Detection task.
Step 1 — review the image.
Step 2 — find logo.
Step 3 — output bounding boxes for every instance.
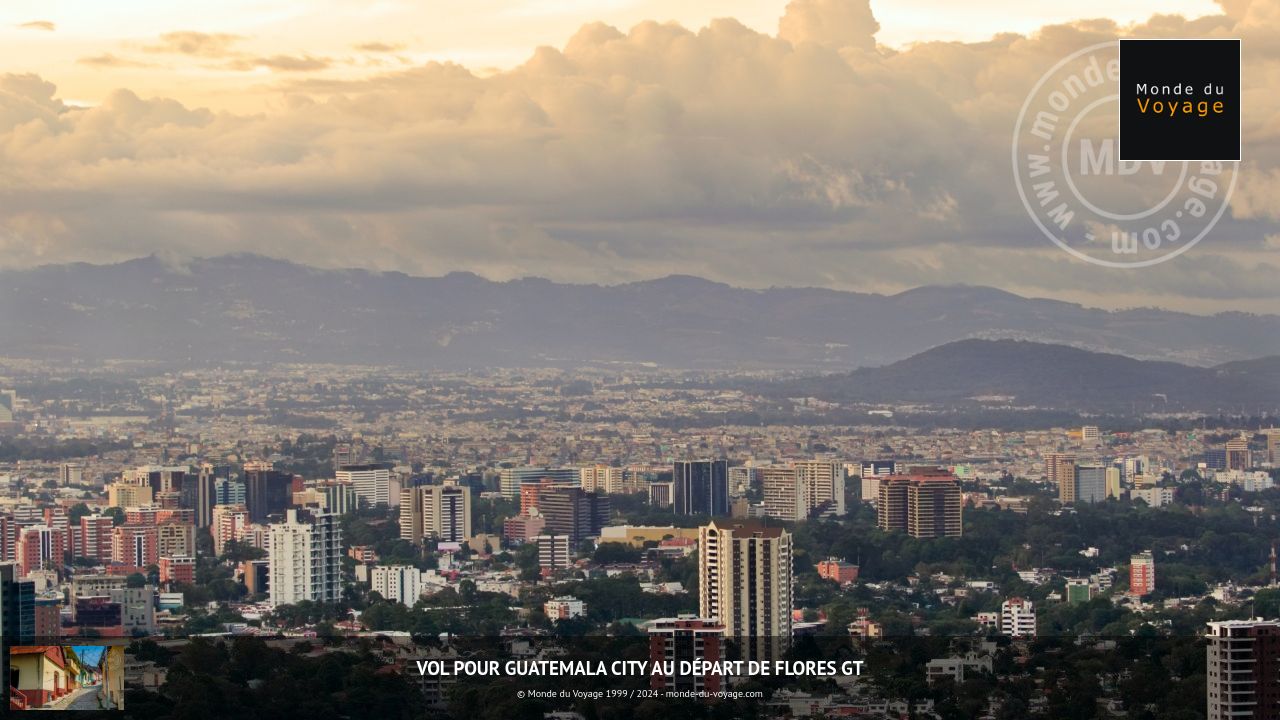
[1012,41,1237,268]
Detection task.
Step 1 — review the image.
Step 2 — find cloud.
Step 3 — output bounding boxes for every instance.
[354,42,405,53]
[77,54,159,69]
[778,0,880,50]
[226,55,332,72]
[144,31,243,58]
[18,21,55,32]
[1,1,1280,313]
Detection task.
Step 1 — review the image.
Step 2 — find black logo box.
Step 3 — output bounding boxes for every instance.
[1119,38,1241,161]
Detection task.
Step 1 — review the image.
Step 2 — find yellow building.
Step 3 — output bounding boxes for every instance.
[107,482,153,508]
[596,525,700,547]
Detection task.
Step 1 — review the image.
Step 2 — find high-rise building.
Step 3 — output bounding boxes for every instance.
[129,465,190,497]
[79,515,115,563]
[674,460,729,516]
[1130,551,1155,597]
[540,487,610,544]
[295,480,356,516]
[499,467,580,500]
[579,465,624,494]
[1206,620,1280,720]
[17,525,64,576]
[698,520,792,662]
[244,461,295,522]
[400,481,473,544]
[156,522,195,559]
[337,463,395,508]
[1,563,35,642]
[648,481,674,508]
[107,482,154,508]
[111,524,159,569]
[1045,453,1077,503]
[760,466,809,521]
[1081,425,1101,445]
[536,534,572,576]
[371,565,424,606]
[1000,597,1036,637]
[647,616,725,694]
[1105,467,1123,499]
[1266,430,1280,465]
[728,466,761,498]
[195,463,233,529]
[1226,436,1251,472]
[1074,464,1107,504]
[59,463,84,487]
[268,509,343,606]
[212,504,252,556]
[760,462,847,520]
[876,470,963,538]
[215,478,247,506]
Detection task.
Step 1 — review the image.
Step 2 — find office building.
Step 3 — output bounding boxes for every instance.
[648,616,725,694]
[371,565,424,606]
[876,470,963,539]
[195,463,234,529]
[648,481,674,508]
[338,463,395,508]
[1206,620,1280,720]
[1226,437,1252,472]
[540,487,610,544]
[294,480,356,516]
[503,514,546,545]
[129,465,189,497]
[107,482,153,509]
[500,467,580,500]
[59,463,84,487]
[1130,551,1155,597]
[1074,464,1108,504]
[244,461,295,522]
[268,509,343,606]
[698,520,793,662]
[674,460,729,516]
[1045,453,1077,503]
[1,563,35,642]
[1081,425,1101,445]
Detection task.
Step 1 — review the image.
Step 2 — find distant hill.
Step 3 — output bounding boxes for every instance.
[775,339,1280,413]
[1,254,1279,370]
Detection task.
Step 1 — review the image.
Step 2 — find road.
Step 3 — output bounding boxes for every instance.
[36,686,102,711]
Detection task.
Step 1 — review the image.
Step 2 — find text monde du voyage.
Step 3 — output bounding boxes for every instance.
[1134,82,1228,118]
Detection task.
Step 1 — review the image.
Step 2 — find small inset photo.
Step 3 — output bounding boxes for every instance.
[8,645,125,711]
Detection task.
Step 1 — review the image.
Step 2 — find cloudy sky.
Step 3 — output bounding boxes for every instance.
[1,0,1278,313]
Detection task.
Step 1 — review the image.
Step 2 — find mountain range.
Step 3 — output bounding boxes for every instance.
[774,339,1280,413]
[1,254,1278,370]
